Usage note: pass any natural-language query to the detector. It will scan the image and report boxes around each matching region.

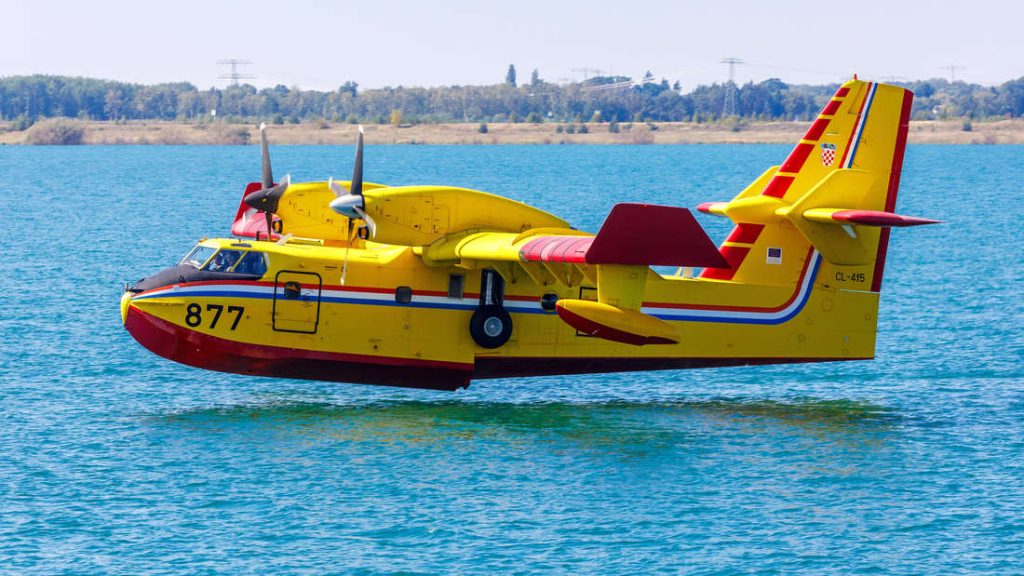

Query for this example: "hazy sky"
[3,0,1020,90]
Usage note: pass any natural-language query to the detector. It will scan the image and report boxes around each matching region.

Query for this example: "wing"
[231,180,388,242]
[430,203,727,269]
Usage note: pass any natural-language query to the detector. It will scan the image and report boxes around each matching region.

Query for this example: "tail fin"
[698,79,931,293]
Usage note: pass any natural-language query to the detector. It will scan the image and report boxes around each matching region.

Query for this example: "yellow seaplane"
[122,78,937,391]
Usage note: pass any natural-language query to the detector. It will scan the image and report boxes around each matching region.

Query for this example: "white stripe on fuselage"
[132,252,822,326]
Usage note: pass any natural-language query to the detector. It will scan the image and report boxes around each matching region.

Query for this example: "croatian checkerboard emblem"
[820,143,836,167]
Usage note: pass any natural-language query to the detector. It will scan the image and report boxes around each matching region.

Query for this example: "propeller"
[328,126,377,285]
[329,126,376,238]
[244,123,290,240]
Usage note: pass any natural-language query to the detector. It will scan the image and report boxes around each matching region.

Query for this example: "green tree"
[531,69,541,86]
[506,65,517,87]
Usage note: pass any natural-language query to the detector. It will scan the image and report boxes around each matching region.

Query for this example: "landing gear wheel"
[469,305,513,349]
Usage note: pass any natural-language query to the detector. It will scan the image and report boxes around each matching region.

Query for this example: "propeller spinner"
[243,123,290,240]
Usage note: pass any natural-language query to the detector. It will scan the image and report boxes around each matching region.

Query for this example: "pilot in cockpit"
[206,250,241,272]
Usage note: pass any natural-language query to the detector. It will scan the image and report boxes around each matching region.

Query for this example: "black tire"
[469,305,513,349]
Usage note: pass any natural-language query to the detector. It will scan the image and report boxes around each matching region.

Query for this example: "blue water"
[2,143,1022,573]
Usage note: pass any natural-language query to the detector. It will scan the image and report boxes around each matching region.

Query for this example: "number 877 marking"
[185,303,245,330]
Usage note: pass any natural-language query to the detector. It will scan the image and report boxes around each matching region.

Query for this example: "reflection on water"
[153,396,902,452]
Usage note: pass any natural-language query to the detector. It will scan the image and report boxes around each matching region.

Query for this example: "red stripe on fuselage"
[134,279,544,305]
[651,247,814,311]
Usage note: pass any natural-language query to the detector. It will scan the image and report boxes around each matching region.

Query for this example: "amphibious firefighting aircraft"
[122,78,937,391]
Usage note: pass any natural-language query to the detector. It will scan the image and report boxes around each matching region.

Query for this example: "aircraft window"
[395,286,413,304]
[448,275,464,299]
[203,250,244,272]
[233,251,268,276]
[181,245,217,269]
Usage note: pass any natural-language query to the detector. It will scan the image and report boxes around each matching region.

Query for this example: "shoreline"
[2,118,1021,145]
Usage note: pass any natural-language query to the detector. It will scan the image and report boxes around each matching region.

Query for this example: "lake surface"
[2,143,1022,573]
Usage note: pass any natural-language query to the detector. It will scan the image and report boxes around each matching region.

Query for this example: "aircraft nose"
[120,290,132,325]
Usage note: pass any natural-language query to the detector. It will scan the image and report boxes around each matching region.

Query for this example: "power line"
[940,65,966,83]
[572,68,604,82]
[217,59,255,86]
[720,57,744,117]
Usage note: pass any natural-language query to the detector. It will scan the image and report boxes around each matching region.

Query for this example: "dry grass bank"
[1,118,1021,145]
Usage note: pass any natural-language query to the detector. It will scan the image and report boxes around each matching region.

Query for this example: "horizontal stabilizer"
[697,168,938,266]
[803,209,940,227]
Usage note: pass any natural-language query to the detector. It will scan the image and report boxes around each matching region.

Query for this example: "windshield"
[181,245,217,268]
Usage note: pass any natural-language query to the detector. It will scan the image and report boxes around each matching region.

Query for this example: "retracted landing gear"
[469,269,512,348]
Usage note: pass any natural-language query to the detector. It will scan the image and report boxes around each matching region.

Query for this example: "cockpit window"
[233,251,268,276]
[203,250,244,272]
[181,245,217,268]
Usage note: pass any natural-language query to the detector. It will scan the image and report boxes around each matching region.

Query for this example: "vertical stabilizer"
[700,79,914,293]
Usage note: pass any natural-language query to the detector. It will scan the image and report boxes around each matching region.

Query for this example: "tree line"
[2,73,1022,126]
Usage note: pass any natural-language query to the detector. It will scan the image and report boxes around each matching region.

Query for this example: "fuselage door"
[273,271,322,333]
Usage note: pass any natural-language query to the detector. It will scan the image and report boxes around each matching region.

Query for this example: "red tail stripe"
[761,175,794,198]
[698,246,750,280]
[725,223,765,244]
[803,118,830,142]
[871,89,914,292]
[780,143,815,173]
[821,100,841,115]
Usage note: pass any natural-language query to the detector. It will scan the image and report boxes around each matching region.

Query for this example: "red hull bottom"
[125,307,474,391]
[126,307,866,391]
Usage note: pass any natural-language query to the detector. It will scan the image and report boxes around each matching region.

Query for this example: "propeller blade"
[351,125,364,197]
[328,177,346,197]
[243,174,290,213]
[260,122,273,190]
[354,205,376,239]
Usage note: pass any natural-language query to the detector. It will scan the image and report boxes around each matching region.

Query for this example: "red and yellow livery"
[122,79,936,391]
